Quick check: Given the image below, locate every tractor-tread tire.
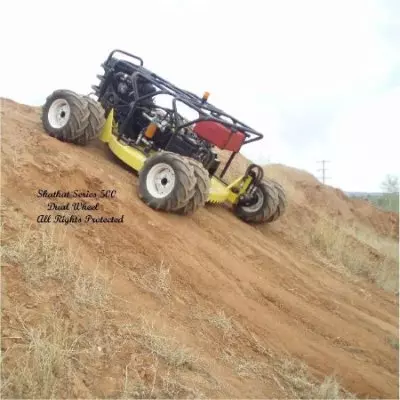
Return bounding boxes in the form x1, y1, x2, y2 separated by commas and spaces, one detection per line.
176, 159, 210, 215
234, 180, 279, 224
75, 96, 106, 145
41, 90, 90, 143
266, 180, 287, 222
138, 152, 196, 212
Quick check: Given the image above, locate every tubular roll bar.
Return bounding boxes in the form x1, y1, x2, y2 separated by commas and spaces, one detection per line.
104, 50, 264, 145
105, 49, 144, 66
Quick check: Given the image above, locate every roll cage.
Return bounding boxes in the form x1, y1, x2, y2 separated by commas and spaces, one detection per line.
99, 49, 264, 146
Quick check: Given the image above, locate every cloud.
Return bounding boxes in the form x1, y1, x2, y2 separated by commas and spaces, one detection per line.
0, 0, 398, 191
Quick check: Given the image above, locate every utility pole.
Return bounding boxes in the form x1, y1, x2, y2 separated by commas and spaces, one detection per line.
317, 160, 330, 184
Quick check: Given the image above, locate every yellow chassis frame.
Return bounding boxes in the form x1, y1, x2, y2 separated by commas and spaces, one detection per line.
99, 109, 252, 205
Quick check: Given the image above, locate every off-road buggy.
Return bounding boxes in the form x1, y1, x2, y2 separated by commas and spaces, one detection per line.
42, 49, 286, 223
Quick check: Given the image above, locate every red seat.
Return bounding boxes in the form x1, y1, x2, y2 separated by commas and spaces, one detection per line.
193, 121, 245, 152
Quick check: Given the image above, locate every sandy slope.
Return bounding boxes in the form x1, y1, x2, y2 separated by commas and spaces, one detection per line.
1, 98, 398, 399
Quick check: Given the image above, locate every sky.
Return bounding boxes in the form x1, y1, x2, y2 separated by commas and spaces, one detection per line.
1, 0, 399, 192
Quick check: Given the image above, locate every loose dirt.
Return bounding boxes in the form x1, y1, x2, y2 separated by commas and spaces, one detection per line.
1, 98, 398, 399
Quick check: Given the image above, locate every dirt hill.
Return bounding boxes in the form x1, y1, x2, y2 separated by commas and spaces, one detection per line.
1, 98, 399, 399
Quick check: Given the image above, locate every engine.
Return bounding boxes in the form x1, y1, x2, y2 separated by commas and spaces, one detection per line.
140, 110, 221, 175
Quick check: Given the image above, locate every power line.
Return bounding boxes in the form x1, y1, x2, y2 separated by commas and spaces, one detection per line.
317, 160, 331, 184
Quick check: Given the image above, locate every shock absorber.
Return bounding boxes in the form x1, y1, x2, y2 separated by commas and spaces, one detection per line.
245, 164, 264, 186
240, 164, 264, 202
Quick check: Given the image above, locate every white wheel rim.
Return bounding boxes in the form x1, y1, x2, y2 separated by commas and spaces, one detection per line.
48, 98, 71, 129
241, 188, 264, 212
146, 163, 176, 199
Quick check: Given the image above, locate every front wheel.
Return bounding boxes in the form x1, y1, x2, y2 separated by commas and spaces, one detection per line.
41, 90, 90, 143
234, 180, 279, 223
176, 159, 210, 215
138, 152, 196, 212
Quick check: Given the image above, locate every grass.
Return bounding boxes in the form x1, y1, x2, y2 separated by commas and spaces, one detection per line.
126, 317, 199, 369
1, 225, 78, 286
356, 192, 399, 213
73, 264, 111, 308
120, 360, 159, 399
1, 222, 113, 398
1, 224, 112, 307
128, 260, 171, 300
346, 223, 399, 260
386, 336, 399, 350
274, 358, 355, 400
0, 205, 370, 399
309, 218, 399, 293
120, 362, 205, 399
221, 349, 267, 378
1, 307, 355, 400
220, 346, 352, 399
193, 308, 236, 339
1, 218, 205, 398
1, 313, 85, 399
206, 310, 235, 338
232, 332, 357, 400
118, 318, 206, 399
159, 371, 205, 399
372, 258, 399, 293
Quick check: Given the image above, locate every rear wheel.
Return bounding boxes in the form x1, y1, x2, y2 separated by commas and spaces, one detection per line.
138, 152, 196, 212
234, 180, 279, 223
75, 96, 106, 145
266, 180, 287, 222
176, 159, 210, 215
42, 90, 90, 143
